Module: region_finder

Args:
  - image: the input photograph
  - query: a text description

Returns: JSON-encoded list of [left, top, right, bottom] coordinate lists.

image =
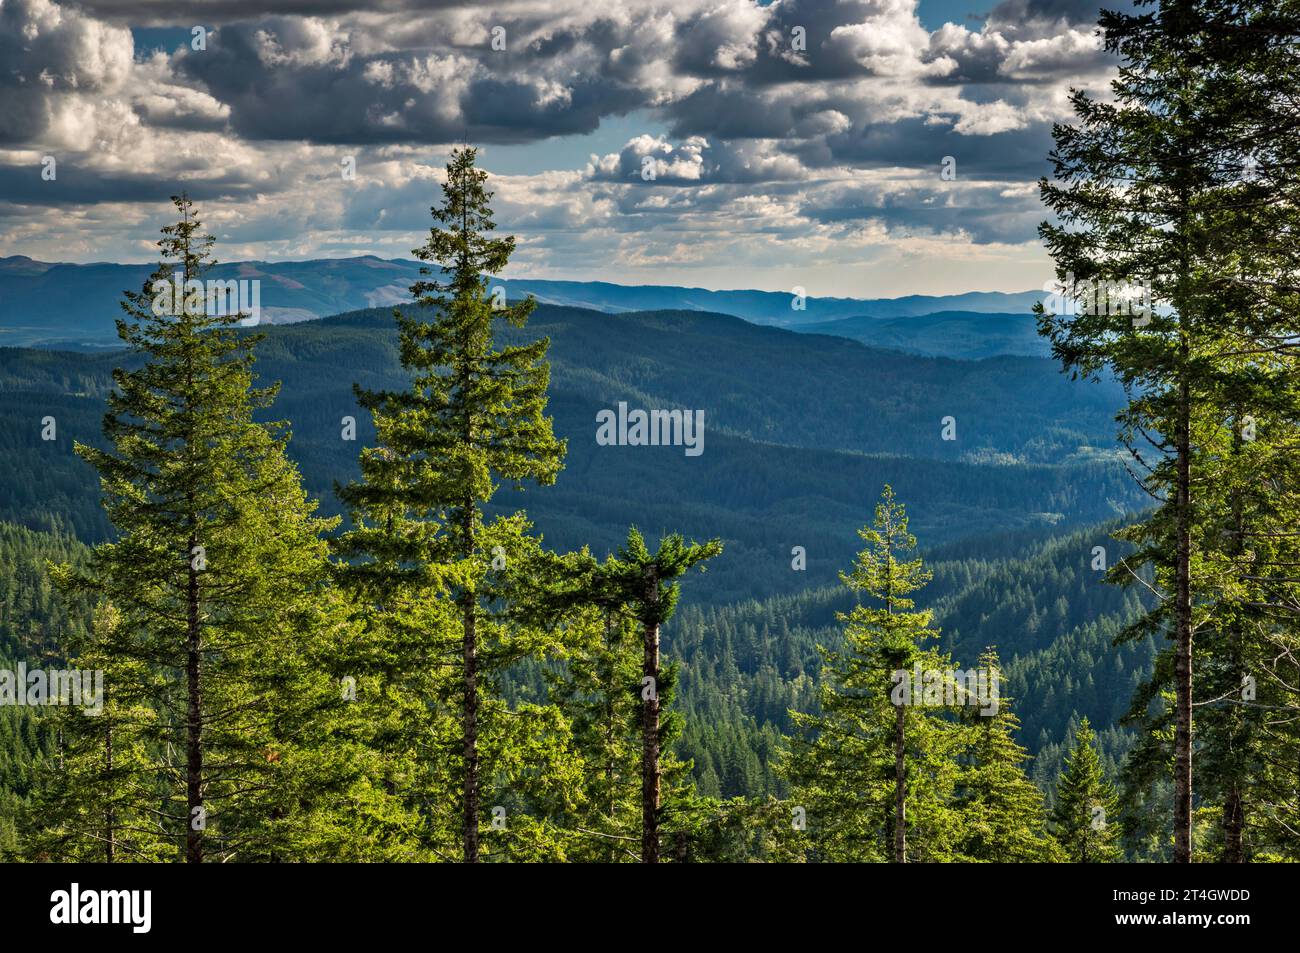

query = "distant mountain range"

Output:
[[0, 254, 1047, 358], [0, 301, 1136, 602], [795, 310, 1053, 359]]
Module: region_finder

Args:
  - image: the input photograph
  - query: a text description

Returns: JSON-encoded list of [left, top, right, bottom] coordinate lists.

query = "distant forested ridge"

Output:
[[0, 300, 1142, 604], [0, 250, 1043, 349]]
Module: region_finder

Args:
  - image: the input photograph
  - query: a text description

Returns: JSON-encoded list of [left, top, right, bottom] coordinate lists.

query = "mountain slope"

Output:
[[796, 310, 1052, 359], [671, 519, 1151, 799], [0, 254, 1043, 349], [0, 301, 1142, 602]]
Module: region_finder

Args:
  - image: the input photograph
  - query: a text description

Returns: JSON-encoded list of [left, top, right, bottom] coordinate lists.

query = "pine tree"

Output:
[[1182, 2, 1300, 862], [1052, 718, 1121, 862], [587, 529, 722, 863], [546, 600, 697, 861], [782, 486, 964, 862], [335, 147, 571, 862], [26, 602, 166, 861], [955, 649, 1062, 862], [546, 607, 644, 861], [1044, 0, 1300, 866], [1037, 0, 1262, 862], [46, 195, 362, 861]]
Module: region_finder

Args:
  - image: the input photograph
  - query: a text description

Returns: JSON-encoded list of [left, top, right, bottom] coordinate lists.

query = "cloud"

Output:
[[588, 134, 808, 185], [0, 0, 134, 145], [0, 0, 1123, 293]]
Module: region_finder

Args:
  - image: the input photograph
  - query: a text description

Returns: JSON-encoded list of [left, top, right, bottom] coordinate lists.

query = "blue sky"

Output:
[[0, 0, 1122, 296]]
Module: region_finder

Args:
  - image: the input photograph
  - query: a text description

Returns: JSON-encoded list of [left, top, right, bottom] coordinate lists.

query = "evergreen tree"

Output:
[[1052, 718, 1121, 862], [1042, 0, 1300, 866], [335, 147, 571, 862], [1037, 0, 1262, 862], [782, 486, 964, 862], [1182, 2, 1300, 862], [546, 597, 698, 862], [546, 607, 644, 861], [27, 602, 166, 862], [46, 195, 362, 861], [955, 649, 1062, 862], [586, 529, 721, 863]]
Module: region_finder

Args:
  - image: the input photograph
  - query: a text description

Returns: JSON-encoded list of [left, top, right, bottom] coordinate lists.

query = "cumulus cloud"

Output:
[[0, 0, 133, 144], [588, 135, 808, 185], [0, 0, 1124, 292]]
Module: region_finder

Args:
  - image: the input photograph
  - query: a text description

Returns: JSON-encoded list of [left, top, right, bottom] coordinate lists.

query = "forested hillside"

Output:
[[669, 520, 1152, 802], [795, 311, 1052, 359], [0, 159, 1164, 865], [0, 302, 1142, 603], [0, 510, 1147, 857], [6, 0, 1300, 865], [0, 523, 91, 859]]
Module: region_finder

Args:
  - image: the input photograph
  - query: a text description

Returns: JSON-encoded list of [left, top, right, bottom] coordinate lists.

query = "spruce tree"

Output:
[[335, 146, 569, 862], [1052, 718, 1121, 862], [546, 599, 697, 861], [955, 649, 1061, 862], [1038, 0, 1252, 862], [586, 529, 721, 863], [48, 195, 361, 861], [1043, 0, 1300, 866], [782, 486, 964, 862]]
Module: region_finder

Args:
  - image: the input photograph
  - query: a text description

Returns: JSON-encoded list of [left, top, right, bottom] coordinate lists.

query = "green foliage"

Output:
[[1040, 0, 1300, 862], [28, 196, 381, 862], [955, 649, 1061, 862], [782, 487, 967, 861], [1052, 719, 1121, 862], [334, 147, 576, 861]]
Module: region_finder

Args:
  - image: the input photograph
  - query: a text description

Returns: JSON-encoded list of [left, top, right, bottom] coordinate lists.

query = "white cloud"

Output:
[[0, 0, 1118, 294]]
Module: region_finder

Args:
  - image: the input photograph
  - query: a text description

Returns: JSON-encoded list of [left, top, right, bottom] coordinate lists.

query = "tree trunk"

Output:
[[1172, 375, 1193, 864], [182, 230, 203, 865], [1221, 412, 1246, 864], [1222, 789, 1243, 862], [462, 603, 479, 862], [885, 541, 905, 863], [603, 613, 617, 864], [893, 702, 906, 863], [641, 569, 660, 863], [185, 538, 203, 864], [104, 717, 115, 864]]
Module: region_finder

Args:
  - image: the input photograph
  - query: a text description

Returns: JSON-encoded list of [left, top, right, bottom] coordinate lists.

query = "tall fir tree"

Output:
[[1180, 0, 1300, 861], [584, 529, 721, 863], [335, 146, 573, 862], [1052, 718, 1122, 862], [46, 195, 366, 861], [782, 486, 965, 862], [545, 598, 697, 861], [955, 649, 1062, 862], [1037, 0, 1266, 862], [1048, 0, 1300, 865]]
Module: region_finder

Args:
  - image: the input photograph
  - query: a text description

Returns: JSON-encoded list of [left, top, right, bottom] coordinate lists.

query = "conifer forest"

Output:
[[0, 1, 1297, 905]]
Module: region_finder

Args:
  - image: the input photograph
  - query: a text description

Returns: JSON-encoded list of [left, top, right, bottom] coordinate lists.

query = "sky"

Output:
[[0, 0, 1128, 297]]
